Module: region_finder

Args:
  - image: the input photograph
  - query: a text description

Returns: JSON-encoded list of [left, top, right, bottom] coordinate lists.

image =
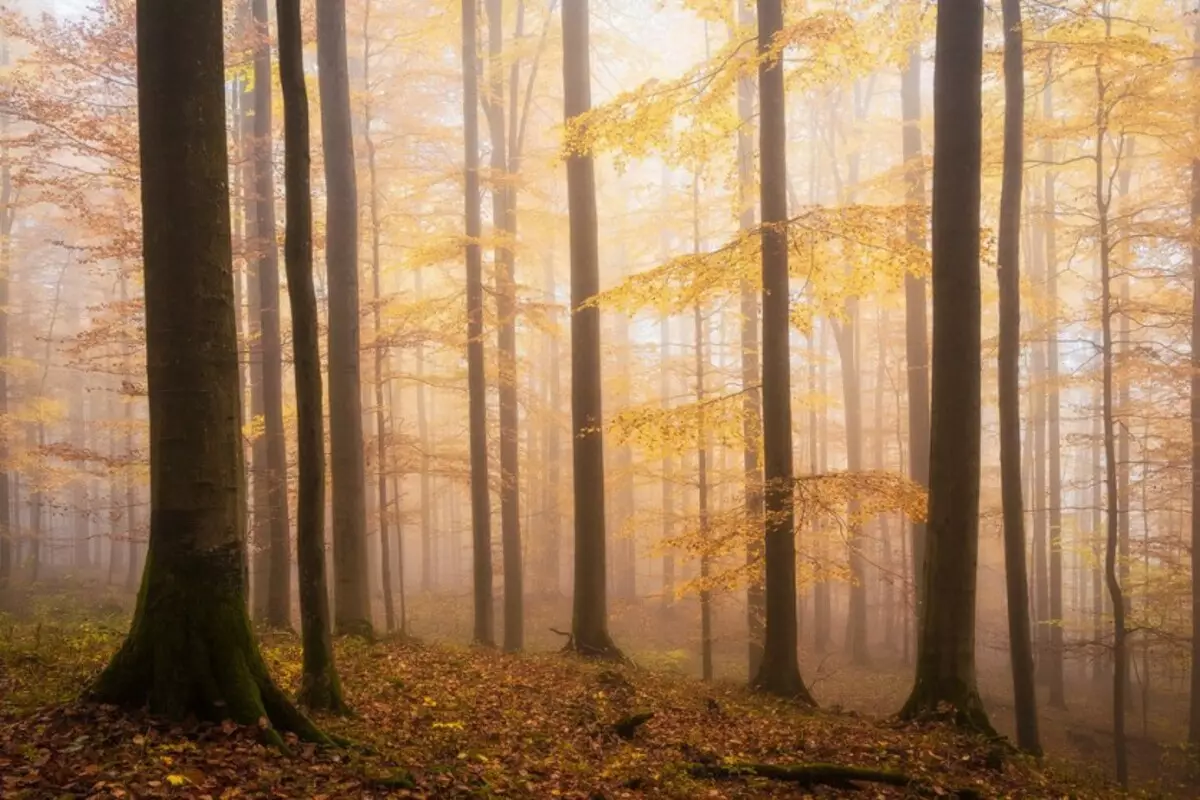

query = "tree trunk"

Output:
[[248, 0, 292, 630], [91, 0, 325, 742], [462, 0, 495, 647], [751, 0, 813, 703], [734, 0, 764, 679], [317, 0, 372, 639], [812, 322, 831, 653], [543, 254, 562, 597], [362, 0, 395, 634], [483, 0, 524, 652], [0, 53, 13, 587], [899, 0, 990, 731], [692, 173, 712, 682], [1190, 12, 1200, 748], [277, 0, 345, 712], [900, 16, 929, 630], [660, 311, 674, 608], [563, 0, 620, 658], [415, 266, 433, 594], [997, 0, 1040, 754], [1094, 27, 1128, 784]]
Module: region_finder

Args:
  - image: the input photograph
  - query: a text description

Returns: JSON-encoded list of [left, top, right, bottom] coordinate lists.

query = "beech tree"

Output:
[[90, 0, 323, 740], [997, 0, 1040, 755], [899, 0, 989, 729], [317, 0, 372, 639]]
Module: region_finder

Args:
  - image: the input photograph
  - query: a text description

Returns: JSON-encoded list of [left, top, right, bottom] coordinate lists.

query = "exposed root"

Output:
[[688, 762, 912, 791]]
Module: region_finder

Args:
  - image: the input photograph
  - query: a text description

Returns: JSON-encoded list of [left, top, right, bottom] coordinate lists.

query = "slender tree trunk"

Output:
[[997, 0, 1041, 753], [543, 254, 562, 597], [462, 0, 495, 647], [483, 0, 524, 652], [692, 173, 713, 682], [900, 19, 929, 630], [563, 0, 620, 658], [363, 0, 395, 634], [249, 0, 292, 630], [277, 0, 345, 711], [90, 0, 325, 742], [900, 0, 990, 730], [751, 0, 813, 703], [0, 51, 13, 587], [660, 311, 675, 608], [734, 0, 764, 678], [1095, 29, 1128, 785], [1189, 12, 1200, 748], [415, 267, 433, 595], [813, 322, 831, 653], [71, 372, 89, 570], [317, 0, 372, 639]]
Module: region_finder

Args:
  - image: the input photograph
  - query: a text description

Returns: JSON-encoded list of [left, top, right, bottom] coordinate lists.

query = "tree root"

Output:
[[688, 762, 912, 791]]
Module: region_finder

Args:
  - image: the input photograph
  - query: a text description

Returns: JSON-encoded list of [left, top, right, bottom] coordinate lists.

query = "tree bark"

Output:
[[0, 50, 13, 588], [277, 0, 345, 712], [91, 0, 325, 742], [1189, 11, 1200, 749], [692, 172, 712, 682], [997, 0, 1040, 754], [563, 0, 620, 658], [462, 0, 495, 647], [317, 0, 372, 639], [751, 0, 813, 703], [899, 0, 990, 731]]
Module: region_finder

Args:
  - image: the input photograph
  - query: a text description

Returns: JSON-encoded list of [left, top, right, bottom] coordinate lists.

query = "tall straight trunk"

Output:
[[1031, 261, 1049, 670], [1190, 13, 1200, 748], [462, 0, 495, 647], [1117, 141, 1135, 713], [833, 308, 867, 665], [660, 312, 675, 607], [563, 0, 620, 658], [873, 310, 895, 650], [1092, 368, 1105, 684], [91, 0, 325, 742], [1042, 67, 1066, 709], [900, 21, 929, 627], [812, 322, 831, 652], [71, 373, 89, 570], [997, 0, 1040, 754], [735, 0, 764, 674], [484, 0, 523, 652], [363, 0, 395, 633], [123, 378, 137, 589], [543, 255, 562, 596], [317, 0, 372, 639], [250, 0, 291, 630], [0, 44, 12, 587], [751, 0, 813, 703], [613, 308, 635, 600], [693, 173, 712, 682], [415, 267, 433, 594], [900, 0, 990, 730], [277, 0, 344, 711], [1095, 27, 1128, 784]]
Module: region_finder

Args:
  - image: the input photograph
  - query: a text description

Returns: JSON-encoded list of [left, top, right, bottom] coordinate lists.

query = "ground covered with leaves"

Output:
[[0, 591, 1139, 798]]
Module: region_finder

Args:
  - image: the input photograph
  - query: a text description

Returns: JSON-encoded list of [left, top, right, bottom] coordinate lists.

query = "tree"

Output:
[[750, 0, 813, 703], [563, 0, 621, 658], [317, 0, 372, 639], [463, 0, 495, 648], [89, 0, 323, 742], [899, 0, 929, 637], [996, 0, 1040, 756], [1190, 8, 1200, 751], [898, 0, 990, 730], [276, 0, 344, 712], [249, 0, 291, 630]]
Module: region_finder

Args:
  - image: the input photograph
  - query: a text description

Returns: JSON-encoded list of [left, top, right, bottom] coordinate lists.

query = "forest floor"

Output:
[[0, 585, 1181, 799]]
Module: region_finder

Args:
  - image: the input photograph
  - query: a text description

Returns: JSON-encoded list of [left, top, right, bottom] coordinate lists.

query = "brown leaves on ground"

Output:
[[1, 612, 1121, 799]]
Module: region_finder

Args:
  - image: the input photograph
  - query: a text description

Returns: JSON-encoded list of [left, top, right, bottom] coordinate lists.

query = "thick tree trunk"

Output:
[[751, 0, 813, 703], [899, 0, 990, 731], [997, 0, 1041, 754], [563, 0, 620, 658], [317, 0, 372, 639], [462, 0, 495, 646], [91, 0, 324, 741], [277, 0, 345, 711]]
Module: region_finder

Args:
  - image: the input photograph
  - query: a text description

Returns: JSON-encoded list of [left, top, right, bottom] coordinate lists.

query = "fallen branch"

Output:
[[688, 762, 912, 791]]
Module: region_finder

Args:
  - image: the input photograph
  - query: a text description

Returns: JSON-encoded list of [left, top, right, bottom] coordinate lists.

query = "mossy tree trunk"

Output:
[[899, 0, 991, 732], [91, 0, 325, 740]]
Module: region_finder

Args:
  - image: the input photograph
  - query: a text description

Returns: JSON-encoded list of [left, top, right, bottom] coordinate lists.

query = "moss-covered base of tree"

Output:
[[89, 541, 330, 747], [752, 652, 817, 706], [297, 665, 348, 715], [898, 675, 995, 735], [563, 626, 626, 662]]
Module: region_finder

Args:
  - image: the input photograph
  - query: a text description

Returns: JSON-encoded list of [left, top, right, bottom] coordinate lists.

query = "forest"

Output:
[[0, 0, 1198, 796]]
